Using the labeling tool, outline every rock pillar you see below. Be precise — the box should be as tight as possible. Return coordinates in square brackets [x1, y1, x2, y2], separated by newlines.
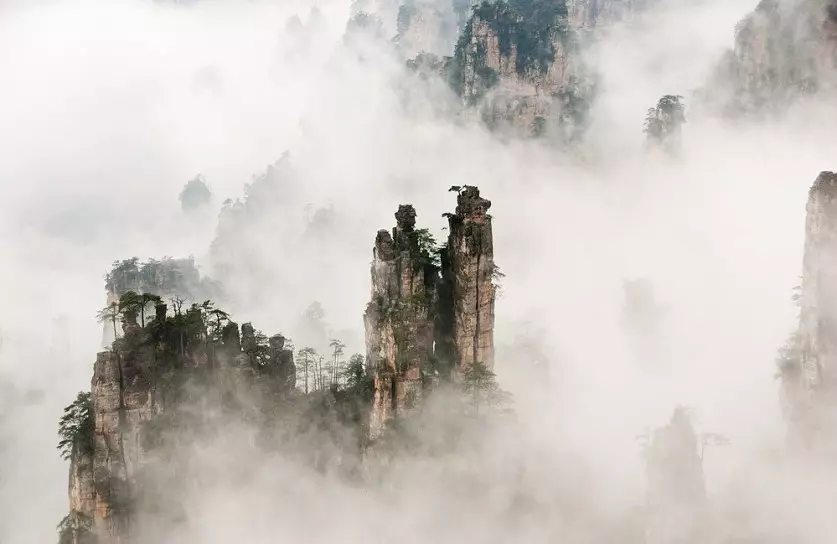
[364, 205, 436, 438]
[444, 186, 496, 374]
[795, 171, 837, 450]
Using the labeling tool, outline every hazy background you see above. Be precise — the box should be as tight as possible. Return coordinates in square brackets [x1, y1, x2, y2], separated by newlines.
[1, 0, 835, 541]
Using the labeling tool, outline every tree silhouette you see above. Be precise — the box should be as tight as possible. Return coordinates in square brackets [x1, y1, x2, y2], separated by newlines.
[138, 293, 162, 326]
[461, 361, 512, 416]
[97, 302, 120, 343]
[298, 347, 318, 394]
[57, 392, 93, 460]
[329, 339, 346, 388]
[644, 94, 686, 153]
[118, 291, 142, 323]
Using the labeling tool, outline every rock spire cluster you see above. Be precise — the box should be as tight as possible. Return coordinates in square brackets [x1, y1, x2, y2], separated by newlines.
[364, 187, 497, 437]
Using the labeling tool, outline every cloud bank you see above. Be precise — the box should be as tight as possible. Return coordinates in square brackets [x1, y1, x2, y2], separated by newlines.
[2, 0, 837, 541]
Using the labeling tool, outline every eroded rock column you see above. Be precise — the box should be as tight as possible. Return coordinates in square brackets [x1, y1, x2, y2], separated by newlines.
[364, 205, 436, 438]
[444, 187, 496, 374]
[91, 351, 131, 542]
[795, 171, 837, 450]
[269, 334, 297, 394]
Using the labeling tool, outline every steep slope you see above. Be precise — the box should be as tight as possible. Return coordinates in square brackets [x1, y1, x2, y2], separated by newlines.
[711, 0, 837, 114]
[451, 1, 595, 140]
[60, 302, 298, 544]
[786, 171, 837, 454]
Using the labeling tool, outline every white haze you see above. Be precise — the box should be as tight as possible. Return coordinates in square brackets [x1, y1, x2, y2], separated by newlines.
[1, 0, 837, 541]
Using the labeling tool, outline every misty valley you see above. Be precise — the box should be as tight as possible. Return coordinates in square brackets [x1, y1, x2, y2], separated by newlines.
[2, 0, 837, 543]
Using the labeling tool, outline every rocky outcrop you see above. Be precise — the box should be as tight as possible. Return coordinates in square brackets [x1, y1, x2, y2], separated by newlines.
[364, 205, 437, 438]
[644, 94, 686, 155]
[396, 0, 463, 58]
[62, 449, 97, 544]
[65, 305, 296, 543]
[709, 0, 837, 115]
[454, 3, 594, 140]
[269, 334, 297, 394]
[645, 408, 708, 544]
[91, 350, 138, 540]
[790, 171, 837, 451]
[444, 186, 495, 374]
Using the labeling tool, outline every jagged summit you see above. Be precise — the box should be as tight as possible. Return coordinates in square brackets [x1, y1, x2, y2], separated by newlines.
[394, 203, 418, 231]
[453, 185, 491, 220]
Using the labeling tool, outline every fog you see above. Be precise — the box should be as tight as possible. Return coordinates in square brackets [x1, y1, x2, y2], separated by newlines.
[1, 0, 836, 542]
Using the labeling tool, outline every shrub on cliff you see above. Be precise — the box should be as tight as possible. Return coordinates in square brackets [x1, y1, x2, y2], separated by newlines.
[57, 392, 93, 460]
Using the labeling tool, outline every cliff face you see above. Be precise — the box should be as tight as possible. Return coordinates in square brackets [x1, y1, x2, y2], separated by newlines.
[364, 205, 437, 438]
[454, 2, 594, 140]
[645, 409, 708, 544]
[711, 0, 837, 114]
[63, 304, 297, 544]
[448, 0, 666, 139]
[790, 171, 837, 451]
[396, 0, 465, 58]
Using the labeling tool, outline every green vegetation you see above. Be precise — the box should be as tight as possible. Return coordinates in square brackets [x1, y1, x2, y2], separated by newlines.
[97, 301, 120, 342]
[118, 291, 162, 326]
[554, 75, 596, 142]
[57, 511, 95, 544]
[644, 94, 686, 151]
[475, 0, 569, 75]
[345, 353, 375, 403]
[461, 360, 512, 415]
[452, 0, 571, 96]
[297, 346, 318, 394]
[57, 392, 93, 461]
[411, 228, 442, 270]
[104, 257, 221, 303]
[776, 284, 803, 382]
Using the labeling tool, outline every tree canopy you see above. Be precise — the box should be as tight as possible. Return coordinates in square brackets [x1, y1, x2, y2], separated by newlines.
[57, 392, 93, 460]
